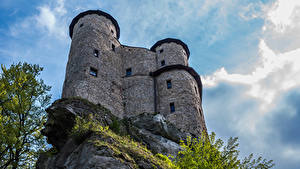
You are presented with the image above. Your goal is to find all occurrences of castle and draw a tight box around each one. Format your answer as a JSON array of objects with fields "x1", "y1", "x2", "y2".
[{"x1": 62, "y1": 10, "x2": 206, "y2": 136}]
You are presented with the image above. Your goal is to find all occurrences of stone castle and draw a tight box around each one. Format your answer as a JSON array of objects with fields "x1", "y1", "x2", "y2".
[{"x1": 62, "y1": 10, "x2": 206, "y2": 136}]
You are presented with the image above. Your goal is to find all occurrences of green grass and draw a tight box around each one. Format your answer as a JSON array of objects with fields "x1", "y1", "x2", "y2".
[{"x1": 70, "y1": 114, "x2": 176, "y2": 169}]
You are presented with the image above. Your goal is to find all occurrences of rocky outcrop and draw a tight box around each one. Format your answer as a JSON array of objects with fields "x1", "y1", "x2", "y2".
[{"x1": 37, "y1": 98, "x2": 191, "y2": 169}]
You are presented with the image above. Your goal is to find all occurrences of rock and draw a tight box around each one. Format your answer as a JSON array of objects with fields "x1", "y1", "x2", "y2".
[{"x1": 37, "y1": 98, "x2": 191, "y2": 169}]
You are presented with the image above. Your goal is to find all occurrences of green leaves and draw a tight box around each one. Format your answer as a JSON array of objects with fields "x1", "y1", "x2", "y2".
[
  {"x1": 159, "y1": 131, "x2": 275, "y2": 169},
  {"x1": 0, "y1": 62, "x2": 51, "y2": 168}
]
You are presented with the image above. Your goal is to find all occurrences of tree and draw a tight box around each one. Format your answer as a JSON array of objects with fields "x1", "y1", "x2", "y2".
[
  {"x1": 0, "y1": 62, "x2": 51, "y2": 168},
  {"x1": 173, "y1": 132, "x2": 275, "y2": 169}
]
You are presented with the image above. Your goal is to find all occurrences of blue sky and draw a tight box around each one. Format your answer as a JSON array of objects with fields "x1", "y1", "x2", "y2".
[{"x1": 1, "y1": 0, "x2": 300, "y2": 168}]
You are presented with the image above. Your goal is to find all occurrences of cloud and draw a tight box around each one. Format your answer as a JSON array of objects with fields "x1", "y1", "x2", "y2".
[
  {"x1": 266, "y1": 0, "x2": 300, "y2": 33},
  {"x1": 36, "y1": 7, "x2": 56, "y2": 34},
  {"x1": 9, "y1": 0, "x2": 68, "y2": 40},
  {"x1": 203, "y1": 40, "x2": 300, "y2": 107},
  {"x1": 35, "y1": 0, "x2": 67, "y2": 39},
  {"x1": 202, "y1": 0, "x2": 300, "y2": 168}
]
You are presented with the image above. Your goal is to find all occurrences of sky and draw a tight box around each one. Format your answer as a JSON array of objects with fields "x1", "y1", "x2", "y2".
[{"x1": 0, "y1": 0, "x2": 299, "y2": 168}]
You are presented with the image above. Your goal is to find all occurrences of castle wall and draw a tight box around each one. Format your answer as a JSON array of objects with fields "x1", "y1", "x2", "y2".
[
  {"x1": 153, "y1": 42, "x2": 189, "y2": 67},
  {"x1": 156, "y1": 69, "x2": 203, "y2": 136},
  {"x1": 119, "y1": 46, "x2": 157, "y2": 116},
  {"x1": 63, "y1": 10, "x2": 207, "y2": 136},
  {"x1": 62, "y1": 14, "x2": 124, "y2": 117}
]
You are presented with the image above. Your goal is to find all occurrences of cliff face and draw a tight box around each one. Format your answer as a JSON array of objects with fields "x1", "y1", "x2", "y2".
[{"x1": 37, "y1": 98, "x2": 192, "y2": 169}]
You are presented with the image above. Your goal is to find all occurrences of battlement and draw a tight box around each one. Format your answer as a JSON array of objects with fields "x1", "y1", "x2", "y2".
[{"x1": 62, "y1": 10, "x2": 206, "y2": 136}]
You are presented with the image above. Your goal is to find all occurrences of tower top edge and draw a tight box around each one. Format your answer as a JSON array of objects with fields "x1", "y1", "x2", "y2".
[
  {"x1": 150, "y1": 64, "x2": 202, "y2": 99},
  {"x1": 150, "y1": 38, "x2": 190, "y2": 59},
  {"x1": 69, "y1": 10, "x2": 120, "y2": 39}
]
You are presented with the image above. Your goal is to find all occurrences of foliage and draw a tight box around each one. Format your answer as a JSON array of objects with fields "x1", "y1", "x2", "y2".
[
  {"x1": 71, "y1": 115, "x2": 175, "y2": 169},
  {"x1": 171, "y1": 131, "x2": 275, "y2": 169},
  {"x1": 0, "y1": 62, "x2": 51, "y2": 169},
  {"x1": 109, "y1": 116, "x2": 120, "y2": 134}
]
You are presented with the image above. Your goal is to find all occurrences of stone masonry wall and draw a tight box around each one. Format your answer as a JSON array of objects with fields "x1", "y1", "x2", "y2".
[
  {"x1": 156, "y1": 70, "x2": 203, "y2": 136},
  {"x1": 62, "y1": 14, "x2": 124, "y2": 118},
  {"x1": 63, "y1": 10, "x2": 206, "y2": 136},
  {"x1": 119, "y1": 46, "x2": 157, "y2": 116},
  {"x1": 154, "y1": 42, "x2": 189, "y2": 67}
]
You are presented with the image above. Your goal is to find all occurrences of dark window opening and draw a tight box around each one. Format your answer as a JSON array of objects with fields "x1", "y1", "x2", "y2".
[
  {"x1": 94, "y1": 49, "x2": 99, "y2": 57},
  {"x1": 195, "y1": 86, "x2": 198, "y2": 94},
  {"x1": 159, "y1": 49, "x2": 164, "y2": 53},
  {"x1": 161, "y1": 60, "x2": 165, "y2": 66},
  {"x1": 198, "y1": 108, "x2": 202, "y2": 116},
  {"x1": 126, "y1": 68, "x2": 132, "y2": 76},
  {"x1": 111, "y1": 30, "x2": 114, "y2": 34},
  {"x1": 166, "y1": 80, "x2": 172, "y2": 89},
  {"x1": 79, "y1": 23, "x2": 84, "y2": 27},
  {"x1": 170, "y1": 103, "x2": 175, "y2": 113},
  {"x1": 90, "y1": 67, "x2": 97, "y2": 77},
  {"x1": 112, "y1": 44, "x2": 115, "y2": 51}
]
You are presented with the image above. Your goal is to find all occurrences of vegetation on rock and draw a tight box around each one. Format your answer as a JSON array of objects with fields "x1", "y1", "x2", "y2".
[
  {"x1": 0, "y1": 62, "x2": 51, "y2": 168},
  {"x1": 71, "y1": 113, "x2": 274, "y2": 169},
  {"x1": 70, "y1": 114, "x2": 177, "y2": 169},
  {"x1": 169, "y1": 132, "x2": 275, "y2": 169}
]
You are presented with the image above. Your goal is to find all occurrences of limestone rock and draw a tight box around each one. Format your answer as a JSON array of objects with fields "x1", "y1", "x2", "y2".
[{"x1": 37, "y1": 98, "x2": 191, "y2": 169}]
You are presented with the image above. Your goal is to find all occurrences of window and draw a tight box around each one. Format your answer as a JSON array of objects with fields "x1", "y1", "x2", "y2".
[
  {"x1": 112, "y1": 44, "x2": 115, "y2": 51},
  {"x1": 161, "y1": 60, "x2": 165, "y2": 66},
  {"x1": 126, "y1": 68, "x2": 132, "y2": 76},
  {"x1": 90, "y1": 67, "x2": 97, "y2": 77},
  {"x1": 94, "y1": 49, "x2": 99, "y2": 57},
  {"x1": 79, "y1": 23, "x2": 84, "y2": 27},
  {"x1": 159, "y1": 49, "x2": 164, "y2": 53},
  {"x1": 198, "y1": 108, "x2": 202, "y2": 116},
  {"x1": 170, "y1": 102, "x2": 175, "y2": 113},
  {"x1": 195, "y1": 86, "x2": 198, "y2": 94},
  {"x1": 166, "y1": 80, "x2": 172, "y2": 89}
]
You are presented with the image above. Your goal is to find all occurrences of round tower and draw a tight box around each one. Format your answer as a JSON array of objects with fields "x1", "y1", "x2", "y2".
[
  {"x1": 150, "y1": 39, "x2": 206, "y2": 136},
  {"x1": 62, "y1": 10, "x2": 124, "y2": 117},
  {"x1": 150, "y1": 38, "x2": 190, "y2": 68}
]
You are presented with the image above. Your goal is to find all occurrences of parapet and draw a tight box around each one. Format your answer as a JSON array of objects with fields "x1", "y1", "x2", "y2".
[
  {"x1": 69, "y1": 10, "x2": 120, "y2": 39},
  {"x1": 150, "y1": 38, "x2": 190, "y2": 59}
]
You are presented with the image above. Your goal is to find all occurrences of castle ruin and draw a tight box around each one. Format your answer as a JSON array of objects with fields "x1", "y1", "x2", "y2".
[{"x1": 62, "y1": 10, "x2": 206, "y2": 136}]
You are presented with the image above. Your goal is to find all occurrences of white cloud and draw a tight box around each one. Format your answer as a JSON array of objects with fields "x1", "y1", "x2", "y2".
[
  {"x1": 267, "y1": 0, "x2": 300, "y2": 32},
  {"x1": 35, "y1": 0, "x2": 67, "y2": 39},
  {"x1": 204, "y1": 0, "x2": 300, "y2": 108},
  {"x1": 36, "y1": 6, "x2": 56, "y2": 34},
  {"x1": 9, "y1": 0, "x2": 68, "y2": 40},
  {"x1": 203, "y1": 1, "x2": 300, "y2": 167}
]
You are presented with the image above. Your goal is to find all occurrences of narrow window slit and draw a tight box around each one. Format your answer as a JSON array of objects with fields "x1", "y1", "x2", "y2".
[
  {"x1": 166, "y1": 80, "x2": 172, "y2": 89},
  {"x1": 126, "y1": 68, "x2": 132, "y2": 76},
  {"x1": 94, "y1": 49, "x2": 99, "y2": 57},
  {"x1": 112, "y1": 44, "x2": 115, "y2": 51},
  {"x1": 170, "y1": 103, "x2": 175, "y2": 113}
]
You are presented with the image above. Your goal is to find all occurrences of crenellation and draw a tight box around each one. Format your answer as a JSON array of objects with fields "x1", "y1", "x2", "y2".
[{"x1": 62, "y1": 10, "x2": 206, "y2": 136}]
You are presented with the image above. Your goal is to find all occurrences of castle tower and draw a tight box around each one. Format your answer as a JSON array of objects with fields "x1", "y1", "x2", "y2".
[
  {"x1": 62, "y1": 10, "x2": 206, "y2": 136},
  {"x1": 150, "y1": 38, "x2": 206, "y2": 136},
  {"x1": 62, "y1": 10, "x2": 124, "y2": 117}
]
